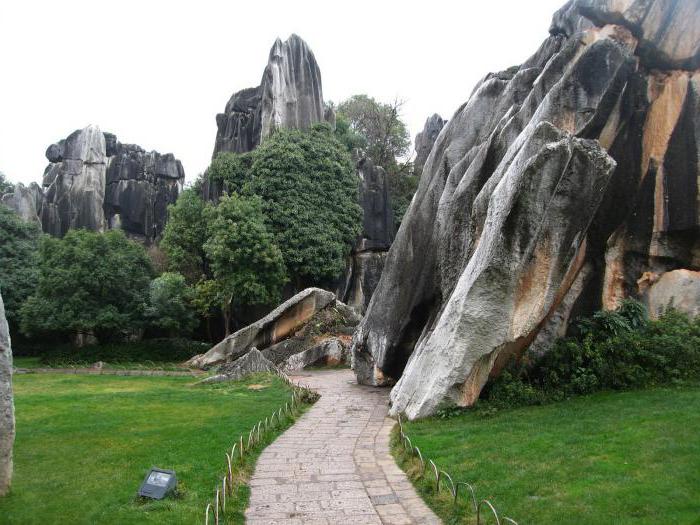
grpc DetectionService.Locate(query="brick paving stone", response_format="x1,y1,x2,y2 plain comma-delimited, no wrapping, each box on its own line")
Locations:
244,369,441,524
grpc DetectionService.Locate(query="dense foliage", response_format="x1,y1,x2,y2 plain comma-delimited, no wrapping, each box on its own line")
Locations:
209,124,362,286
160,189,210,283
0,205,41,327
20,229,154,341
336,94,411,168
145,272,198,337
204,193,287,334
481,301,700,409
0,171,13,196
37,338,209,366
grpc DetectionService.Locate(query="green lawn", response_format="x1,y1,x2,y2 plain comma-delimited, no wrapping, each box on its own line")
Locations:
12,356,190,371
0,373,301,524
394,384,700,525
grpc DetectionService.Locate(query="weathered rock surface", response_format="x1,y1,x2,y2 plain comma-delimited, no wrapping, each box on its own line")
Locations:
188,288,336,369
337,155,395,313
9,126,184,241
280,338,345,372
414,114,445,178
645,269,700,319
211,35,325,161
0,291,14,496
353,0,700,419
1,182,43,224
196,348,276,385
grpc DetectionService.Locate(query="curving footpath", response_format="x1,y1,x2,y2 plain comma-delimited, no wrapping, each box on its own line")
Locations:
245,369,441,525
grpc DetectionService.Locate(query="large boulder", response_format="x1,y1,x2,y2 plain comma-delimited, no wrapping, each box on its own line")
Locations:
645,269,700,319
16,126,184,242
353,0,700,419
187,288,337,369
0,291,14,496
280,338,345,372
414,114,445,178
196,348,276,385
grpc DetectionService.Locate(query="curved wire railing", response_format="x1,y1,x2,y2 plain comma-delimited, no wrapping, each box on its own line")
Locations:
396,414,519,524
201,368,315,524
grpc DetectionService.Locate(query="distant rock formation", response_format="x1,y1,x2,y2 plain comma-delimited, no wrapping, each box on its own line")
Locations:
337,154,395,313
414,114,445,177
4,125,184,242
0,291,14,496
353,0,700,419
211,35,326,156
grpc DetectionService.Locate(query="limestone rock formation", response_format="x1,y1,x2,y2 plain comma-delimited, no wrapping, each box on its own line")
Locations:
414,114,445,178
196,348,276,385
212,35,325,160
0,291,14,496
338,155,395,312
188,288,337,368
280,338,345,372
1,182,43,224
644,269,700,319
353,0,700,419
6,126,185,242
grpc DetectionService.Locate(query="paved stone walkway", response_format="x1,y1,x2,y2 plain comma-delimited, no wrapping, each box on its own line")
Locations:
245,369,441,525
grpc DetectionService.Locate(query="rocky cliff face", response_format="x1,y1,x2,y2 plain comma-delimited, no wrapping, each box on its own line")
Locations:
337,155,395,312
353,0,700,419
0,291,14,496
4,125,185,242
414,114,445,178
211,35,326,160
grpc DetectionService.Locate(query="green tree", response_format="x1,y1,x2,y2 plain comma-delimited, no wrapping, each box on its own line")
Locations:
336,95,411,169
208,151,253,194
0,205,41,329
0,171,13,197
145,272,197,337
161,189,210,283
244,124,362,286
20,229,154,342
204,194,287,335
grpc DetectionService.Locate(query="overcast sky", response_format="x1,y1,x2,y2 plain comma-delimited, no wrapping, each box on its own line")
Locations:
1,0,565,186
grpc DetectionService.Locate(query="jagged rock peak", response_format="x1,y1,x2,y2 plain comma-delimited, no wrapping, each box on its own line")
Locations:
4,125,185,242
353,0,700,419
212,34,326,160
550,0,700,70
414,114,446,177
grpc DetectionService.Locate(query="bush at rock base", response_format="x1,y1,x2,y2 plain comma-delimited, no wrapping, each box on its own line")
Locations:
477,301,700,411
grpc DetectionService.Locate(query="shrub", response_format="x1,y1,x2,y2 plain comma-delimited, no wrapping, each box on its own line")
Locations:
38,339,210,367
482,301,700,409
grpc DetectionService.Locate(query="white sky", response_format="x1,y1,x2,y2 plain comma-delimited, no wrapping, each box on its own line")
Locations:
0,0,565,186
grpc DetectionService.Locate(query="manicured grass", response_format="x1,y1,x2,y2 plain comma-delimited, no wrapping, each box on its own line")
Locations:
0,373,303,524
12,356,190,371
394,384,700,525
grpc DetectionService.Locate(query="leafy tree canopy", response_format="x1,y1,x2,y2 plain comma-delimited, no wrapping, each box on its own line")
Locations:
0,205,41,327
161,188,211,283
336,94,411,170
0,171,13,197
210,124,362,286
145,272,197,337
20,229,154,340
203,193,287,334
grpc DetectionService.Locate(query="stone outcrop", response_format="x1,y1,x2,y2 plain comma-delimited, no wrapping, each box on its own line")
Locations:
280,338,345,372
0,291,14,496
1,182,43,224
196,348,276,385
188,288,337,368
644,269,700,319
5,126,185,242
211,35,326,160
337,155,395,313
414,114,445,178
353,0,700,419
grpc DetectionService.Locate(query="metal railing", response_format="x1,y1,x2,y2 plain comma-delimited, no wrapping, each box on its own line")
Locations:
396,414,519,525
202,368,315,524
